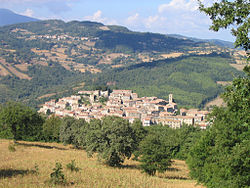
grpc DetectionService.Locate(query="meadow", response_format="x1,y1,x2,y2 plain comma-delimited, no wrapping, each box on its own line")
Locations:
0,139,204,188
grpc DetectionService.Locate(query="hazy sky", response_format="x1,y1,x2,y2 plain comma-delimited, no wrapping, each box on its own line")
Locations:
0,0,234,42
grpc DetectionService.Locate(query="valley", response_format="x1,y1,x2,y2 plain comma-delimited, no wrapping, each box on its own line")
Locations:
0,20,246,108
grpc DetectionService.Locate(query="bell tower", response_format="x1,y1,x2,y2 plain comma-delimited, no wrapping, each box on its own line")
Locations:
169,94,173,104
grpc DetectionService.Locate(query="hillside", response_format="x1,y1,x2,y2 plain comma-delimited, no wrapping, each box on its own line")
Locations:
0,20,246,108
86,54,243,108
0,8,39,26
0,139,204,188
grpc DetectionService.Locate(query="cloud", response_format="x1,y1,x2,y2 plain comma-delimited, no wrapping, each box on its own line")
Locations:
126,13,140,25
84,10,117,25
22,8,34,17
158,0,198,13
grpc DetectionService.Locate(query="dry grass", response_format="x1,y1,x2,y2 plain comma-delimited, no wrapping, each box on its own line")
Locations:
216,81,232,86
0,58,32,80
15,64,30,72
0,64,11,76
161,53,183,59
0,139,204,188
205,96,226,108
230,63,246,71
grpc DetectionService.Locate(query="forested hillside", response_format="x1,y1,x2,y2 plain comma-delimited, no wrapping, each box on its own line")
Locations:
0,20,245,108
86,54,243,108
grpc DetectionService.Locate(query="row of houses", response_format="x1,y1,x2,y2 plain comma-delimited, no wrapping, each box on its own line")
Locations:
39,90,209,129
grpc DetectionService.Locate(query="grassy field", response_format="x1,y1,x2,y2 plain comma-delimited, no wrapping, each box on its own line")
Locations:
0,139,204,188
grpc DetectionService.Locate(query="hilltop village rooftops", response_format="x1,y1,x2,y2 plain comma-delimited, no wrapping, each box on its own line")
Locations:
39,90,210,128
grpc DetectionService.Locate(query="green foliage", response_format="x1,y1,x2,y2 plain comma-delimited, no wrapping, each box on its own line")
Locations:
91,55,242,108
0,64,86,107
131,119,148,160
66,160,81,172
8,142,16,152
187,67,250,188
138,126,178,176
42,115,62,142
60,117,88,148
174,125,202,160
85,116,136,167
0,102,44,141
199,0,249,52
49,162,66,185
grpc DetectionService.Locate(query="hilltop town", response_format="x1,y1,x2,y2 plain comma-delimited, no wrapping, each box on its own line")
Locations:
39,90,209,128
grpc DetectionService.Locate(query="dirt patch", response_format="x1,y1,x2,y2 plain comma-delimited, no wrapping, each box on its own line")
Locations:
0,64,11,76
15,64,30,72
161,53,183,58
61,63,72,71
230,63,246,71
0,58,32,80
99,26,110,31
37,93,57,99
216,81,232,86
205,96,226,107
111,64,124,68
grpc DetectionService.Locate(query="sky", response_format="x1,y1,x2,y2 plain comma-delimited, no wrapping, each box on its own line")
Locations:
0,0,234,42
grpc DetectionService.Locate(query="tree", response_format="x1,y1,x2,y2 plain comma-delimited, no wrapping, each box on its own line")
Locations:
85,116,136,167
187,67,250,187
198,0,250,52
138,125,179,176
0,102,44,141
59,116,76,145
60,118,89,148
130,119,148,160
42,115,62,142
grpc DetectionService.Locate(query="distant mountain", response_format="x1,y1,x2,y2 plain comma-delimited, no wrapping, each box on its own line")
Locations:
0,8,39,26
167,34,235,49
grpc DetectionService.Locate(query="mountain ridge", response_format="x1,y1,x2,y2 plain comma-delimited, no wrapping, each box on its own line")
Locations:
0,8,39,26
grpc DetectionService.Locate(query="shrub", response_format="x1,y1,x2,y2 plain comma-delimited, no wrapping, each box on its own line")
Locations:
8,142,16,152
49,162,66,185
66,160,80,172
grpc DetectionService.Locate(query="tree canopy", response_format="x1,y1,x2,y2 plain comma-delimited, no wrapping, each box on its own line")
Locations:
85,116,137,166
187,67,250,188
0,102,44,141
199,0,250,52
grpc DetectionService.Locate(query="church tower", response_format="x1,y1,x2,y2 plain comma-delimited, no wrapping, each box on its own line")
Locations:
169,94,173,104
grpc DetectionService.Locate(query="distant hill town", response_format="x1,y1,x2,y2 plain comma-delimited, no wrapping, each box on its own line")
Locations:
39,90,209,128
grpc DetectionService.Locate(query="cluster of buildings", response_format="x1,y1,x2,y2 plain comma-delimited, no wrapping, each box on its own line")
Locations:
39,90,209,129
37,34,99,42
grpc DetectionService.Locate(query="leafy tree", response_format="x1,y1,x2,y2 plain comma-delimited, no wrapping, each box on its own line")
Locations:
187,67,250,187
0,102,44,141
42,115,62,142
59,116,76,145
138,126,179,176
174,125,202,160
85,116,136,167
130,119,148,160
60,117,89,148
199,0,250,52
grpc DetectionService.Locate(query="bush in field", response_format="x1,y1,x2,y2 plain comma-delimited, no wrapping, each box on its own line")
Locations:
66,160,81,172
8,142,16,152
49,162,66,185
